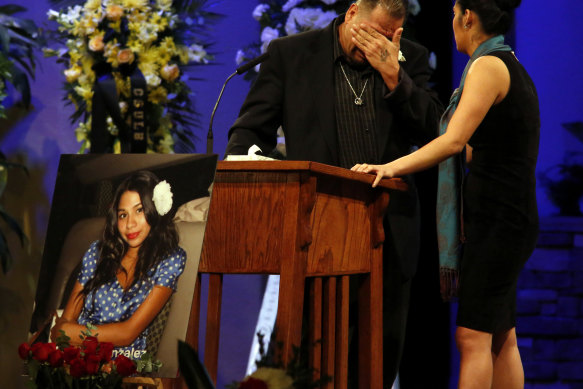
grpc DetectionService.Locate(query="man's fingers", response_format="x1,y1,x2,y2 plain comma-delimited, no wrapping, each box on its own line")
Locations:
392,27,403,47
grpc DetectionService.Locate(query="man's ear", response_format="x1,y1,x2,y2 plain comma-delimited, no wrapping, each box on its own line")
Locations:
345,3,359,23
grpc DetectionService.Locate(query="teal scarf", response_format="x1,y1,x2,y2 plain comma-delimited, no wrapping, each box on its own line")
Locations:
436,35,512,301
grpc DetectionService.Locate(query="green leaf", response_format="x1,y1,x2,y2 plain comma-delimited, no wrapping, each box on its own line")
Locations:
0,230,13,274
8,65,30,106
177,340,215,389
0,204,27,248
0,5,27,16
0,25,10,53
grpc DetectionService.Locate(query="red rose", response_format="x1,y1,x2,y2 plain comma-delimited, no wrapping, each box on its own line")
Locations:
48,349,64,368
85,353,101,375
114,355,136,377
18,343,31,360
63,346,81,363
239,377,269,389
82,336,99,355
99,342,114,362
31,342,57,362
69,357,87,378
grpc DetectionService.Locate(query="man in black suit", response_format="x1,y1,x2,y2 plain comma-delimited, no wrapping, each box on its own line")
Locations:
226,0,443,385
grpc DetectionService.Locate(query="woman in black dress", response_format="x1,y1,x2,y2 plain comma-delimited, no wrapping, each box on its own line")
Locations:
351,0,538,387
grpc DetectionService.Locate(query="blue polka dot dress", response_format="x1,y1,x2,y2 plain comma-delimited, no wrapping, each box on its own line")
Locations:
77,241,186,359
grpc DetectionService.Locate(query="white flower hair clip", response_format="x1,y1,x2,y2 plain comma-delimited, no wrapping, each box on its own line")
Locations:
152,180,173,216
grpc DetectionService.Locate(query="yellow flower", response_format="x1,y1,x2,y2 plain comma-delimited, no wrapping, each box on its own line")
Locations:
156,0,173,11
127,39,144,53
80,57,96,82
104,43,120,67
177,46,190,65
64,65,82,83
84,0,101,11
122,0,148,10
160,64,179,82
156,132,174,153
244,368,293,389
88,34,105,52
117,48,135,65
74,84,94,104
148,86,168,104
106,4,124,21
138,46,160,66
113,138,121,154
149,13,169,31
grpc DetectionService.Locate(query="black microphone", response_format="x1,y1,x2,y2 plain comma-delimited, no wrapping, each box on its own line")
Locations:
206,53,270,155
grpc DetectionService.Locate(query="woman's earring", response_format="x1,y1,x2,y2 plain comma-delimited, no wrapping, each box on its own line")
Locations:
464,24,470,29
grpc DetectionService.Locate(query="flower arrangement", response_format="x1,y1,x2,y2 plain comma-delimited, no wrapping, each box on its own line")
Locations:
18,325,159,389
45,0,218,153
235,0,420,80
227,332,328,389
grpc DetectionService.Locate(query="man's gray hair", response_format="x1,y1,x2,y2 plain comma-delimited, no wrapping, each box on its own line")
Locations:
355,0,409,19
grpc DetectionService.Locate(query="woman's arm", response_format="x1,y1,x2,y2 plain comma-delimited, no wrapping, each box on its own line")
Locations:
352,55,510,186
52,285,173,346
50,281,85,343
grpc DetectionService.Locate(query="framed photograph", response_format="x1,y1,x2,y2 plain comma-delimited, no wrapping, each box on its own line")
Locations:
28,153,217,377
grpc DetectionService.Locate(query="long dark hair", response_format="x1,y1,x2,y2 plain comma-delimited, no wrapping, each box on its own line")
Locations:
457,0,521,35
81,170,179,299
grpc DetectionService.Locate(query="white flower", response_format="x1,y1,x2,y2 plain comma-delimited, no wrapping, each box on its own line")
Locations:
285,8,336,36
189,43,208,63
260,27,279,43
408,0,421,16
153,180,173,216
428,51,436,69
398,50,406,62
252,4,270,21
282,0,305,12
235,49,245,65
145,74,162,87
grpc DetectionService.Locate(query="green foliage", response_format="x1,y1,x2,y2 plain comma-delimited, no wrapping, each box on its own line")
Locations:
0,152,28,274
0,5,45,113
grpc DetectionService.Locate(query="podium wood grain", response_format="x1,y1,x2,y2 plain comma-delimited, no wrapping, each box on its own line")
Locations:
183,161,406,389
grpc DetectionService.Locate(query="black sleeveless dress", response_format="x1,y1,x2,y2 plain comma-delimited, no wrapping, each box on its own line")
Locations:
456,51,540,333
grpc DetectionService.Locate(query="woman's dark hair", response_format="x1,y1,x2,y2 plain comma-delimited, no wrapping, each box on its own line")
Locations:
457,0,521,35
81,170,179,299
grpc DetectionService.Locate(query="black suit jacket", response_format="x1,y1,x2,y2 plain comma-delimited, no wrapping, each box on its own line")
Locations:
226,17,443,278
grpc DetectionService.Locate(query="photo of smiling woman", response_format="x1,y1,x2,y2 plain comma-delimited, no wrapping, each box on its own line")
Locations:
50,170,186,359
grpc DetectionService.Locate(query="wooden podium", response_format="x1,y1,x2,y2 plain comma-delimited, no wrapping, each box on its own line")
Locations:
186,161,407,389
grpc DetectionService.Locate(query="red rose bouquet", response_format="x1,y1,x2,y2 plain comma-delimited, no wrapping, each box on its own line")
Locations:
19,327,140,389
